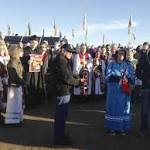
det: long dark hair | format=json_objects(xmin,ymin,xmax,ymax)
[{"xmin": 114, "ymin": 49, "xmax": 127, "ymax": 62}]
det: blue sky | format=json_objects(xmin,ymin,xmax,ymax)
[{"xmin": 0, "ymin": 0, "xmax": 150, "ymax": 46}]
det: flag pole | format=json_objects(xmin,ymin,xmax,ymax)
[
  {"xmin": 83, "ymin": 14, "xmax": 87, "ymax": 45},
  {"xmin": 132, "ymin": 33, "xmax": 136, "ymax": 48},
  {"xmin": 20, "ymin": 36, "xmax": 24, "ymax": 43},
  {"xmin": 72, "ymin": 29, "xmax": 74, "ymax": 46},
  {"xmin": 102, "ymin": 34, "xmax": 105, "ymax": 45},
  {"xmin": 7, "ymin": 24, "xmax": 11, "ymax": 36},
  {"xmin": 85, "ymin": 28, "xmax": 88, "ymax": 45},
  {"xmin": 53, "ymin": 20, "xmax": 57, "ymax": 37},
  {"xmin": 42, "ymin": 28, "xmax": 45, "ymax": 37},
  {"xmin": 28, "ymin": 23, "xmax": 31, "ymax": 36},
  {"xmin": 128, "ymin": 15, "xmax": 132, "ymax": 47},
  {"xmin": 72, "ymin": 36, "xmax": 74, "ymax": 46}
]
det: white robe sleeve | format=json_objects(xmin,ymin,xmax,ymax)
[
  {"xmin": 73, "ymin": 54, "xmax": 80, "ymax": 75},
  {"xmin": 86, "ymin": 54, "xmax": 93, "ymax": 72}
]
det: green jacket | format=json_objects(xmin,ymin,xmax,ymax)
[{"xmin": 53, "ymin": 54, "xmax": 80, "ymax": 96}]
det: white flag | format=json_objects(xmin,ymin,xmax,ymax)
[{"xmin": 83, "ymin": 14, "xmax": 87, "ymax": 31}]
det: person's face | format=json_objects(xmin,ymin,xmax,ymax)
[
  {"xmin": 95, "ymin": 51, "xmax": 100, "ymax": 58},
  {"xmin": 97, "ymin": 47, "xmax": 101, "ymax": 52},
  {"xmin": 101, "ymin": 48, "xmax": 106, "ymax": 55},
  {"xmin": 41, "ymin": 44, "xmax": 47, "ymax": 52},
  {"xmin": 117, "ymin": 51, "xmax": 125, "ymax": 61},
  {"xmin": 106, "ymin": 46, "xmax": 111, "ymax": 50},
  {"xmin": 126, "ymin": 51, "xmax": 130, "ymax": 60},
  {"xmin": 65, "ymin": 51, "xmax": 72, "ymax": 60},
  {"xmin": 30, "ymin": 40, "xmax": 38, "ymax": 49},
  {"xmin": 129, "ymin": 51, "xmax": 134, "ymax": 60},
  {"xmin": 81, "ymin": 45, "xmax": 86, "ymax": 54},
  {"xmin": 111, "ymin": 45, "xmax": 118, "ymax": 54},
  {"xmin": 143, "ymin": 44, "xmax": 149, "ymax": 50}
]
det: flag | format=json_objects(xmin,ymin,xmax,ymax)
[
  {"xmin": 133, "ymin": 33, "xmax": 136, "ymax": 42},
  {"xmin": 102, "ymin": 34, "xmax": 105, "ymax": 45},
  {"xmin": 83, "ymin": 14, "xmax": 87, "ymax": 31},
  {"xmin": 28, "ymin": 23, "xmax": 31, "ymax": 36},
  {"xmin": 7, "ymin": 24, "xmax": 11, "ymax": 36},
  {"xmin": 128, "ymin": 16, "xmax": 132, "ymax": 34},
  {"xmin": 53, "ymin": 21, "xmax": 57, "ymax": 36},
  {"xmin": 42, "ymin": 28, "xmax": 45, "ymax": 37},
  {"xmin": 72, "ymin": 29, "xmax": 75, "ymax": 38}
]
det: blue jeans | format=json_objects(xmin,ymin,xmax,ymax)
[
  {"xmin": 54, "ymin": 95, "xmax": 70, "ymax": 141},
  {"xmin": 140, "ymin": 91, "xmax": 150, "ymax": 132}
]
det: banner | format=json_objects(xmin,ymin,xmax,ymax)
[{"xmin": 29, "ymin": 54, "xmax": 43, "ymax": 72}]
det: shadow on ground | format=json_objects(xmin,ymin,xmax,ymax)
[{"xmin": 0, "ymin": 97, "xmax": 150, "ymax": 150}]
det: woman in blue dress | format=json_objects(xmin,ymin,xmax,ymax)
[{"xmin": 105, "ymin": 49, "xmax": 135, "ymax": 135}]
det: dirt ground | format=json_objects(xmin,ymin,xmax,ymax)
[{"xmin": 0, "ymin": 97, "xmax": 150, "ymax": 150}]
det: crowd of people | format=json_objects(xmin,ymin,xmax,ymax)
[{"xmin": 0, "ymin": 35, "xmax": 149, "ymax": 145}]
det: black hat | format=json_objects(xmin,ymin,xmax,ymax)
[
  {"xmin": 61, "ymin": 44, "xmax": 76, "ymax": 53},
  {"xmin": 30, "ymin": 35, "xmax": 38, "ymax": 41},
  {"xmin": 143, "ymin": 42, "xmax": 149, "ymax": 46}
]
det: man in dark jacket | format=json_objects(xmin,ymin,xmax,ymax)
[
  {"xmin": 53, "ymin": 44, "xmax": 84, "ymax": 145},
  {"xmin": 22, "ymin": 35, "xmax": 45, "ymax": 108},
  {"xmin": 136, "ymin": 42, "xmax": 150, "ymax": 137}
]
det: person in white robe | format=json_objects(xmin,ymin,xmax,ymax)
[{"xmin": 73, "ymin": 44, "xmax": 93, "ymax": 96}]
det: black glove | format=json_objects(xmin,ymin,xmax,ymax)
[
  {"xmin": 73, "ymin": 74, "xmax": 79, "ymax": 79},
  {"xmin": 109, "ymin": 75, "xmax": 120, "ymax": 82}
]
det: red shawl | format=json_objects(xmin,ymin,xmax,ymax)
[{"xmin": 79, "ymin": 52, "xmax": 89, "ymax": 65}]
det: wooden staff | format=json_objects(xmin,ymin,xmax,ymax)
[
  {"xmin": 39, "ymin": 36, "xmax": 43, "ymax": 46},
  {"xmin": 20, "ymin": 36, "xmax": 24, "ymax": 43},
  {"xmin": 18, "ymin": 36, "xmax": 24, "ymax": 48}
]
